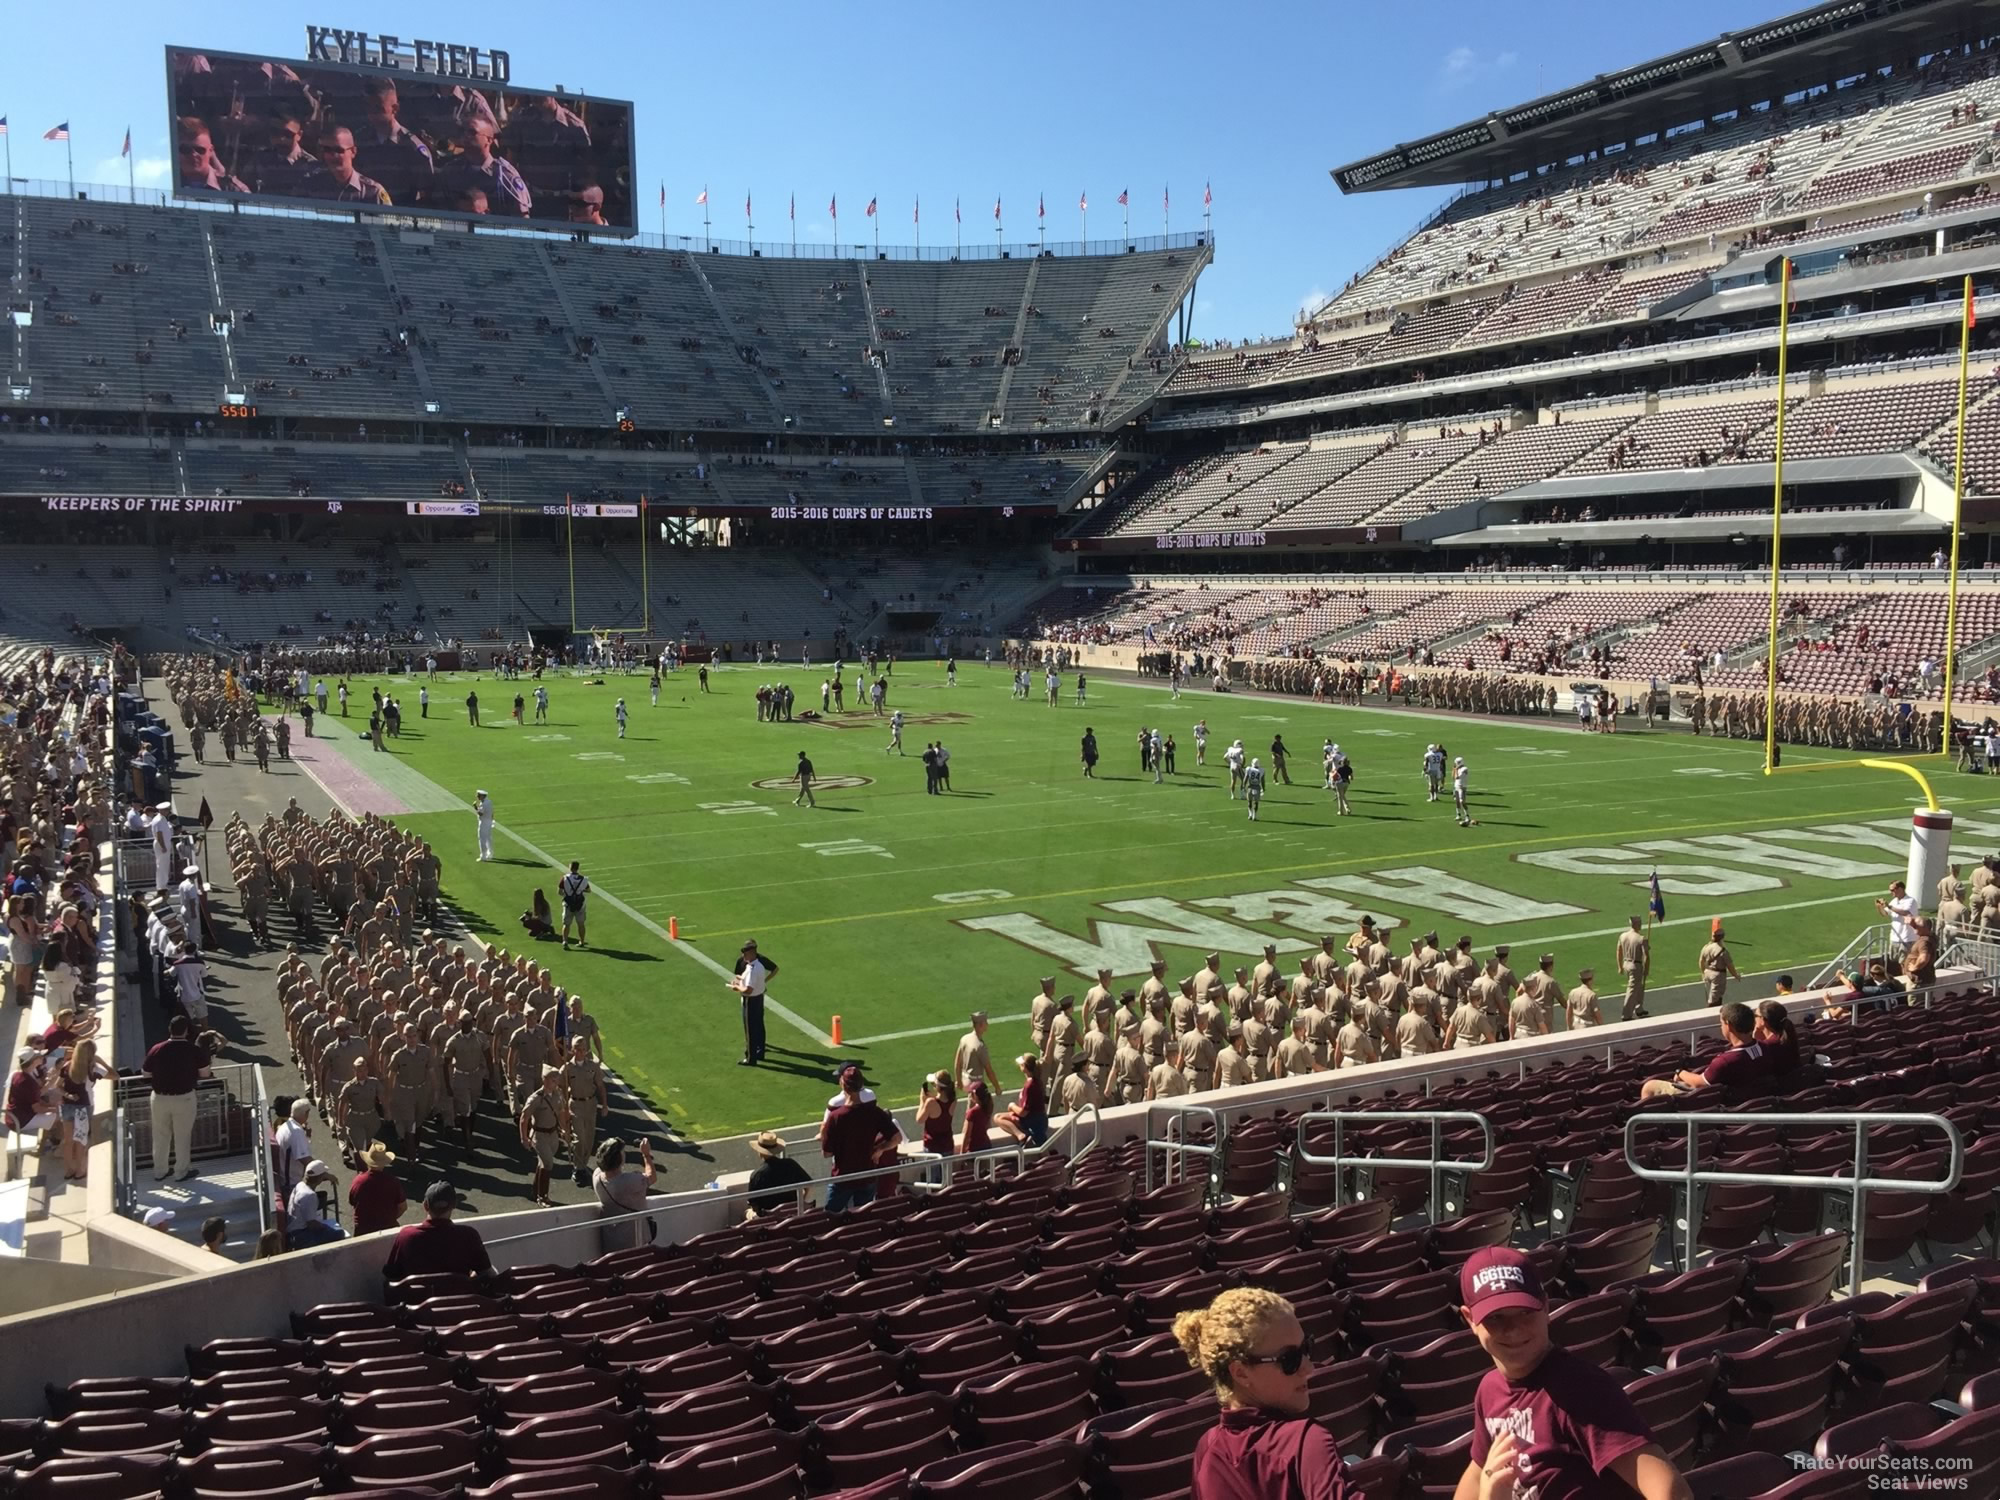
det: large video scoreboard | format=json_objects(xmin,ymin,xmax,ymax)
[{"xmin": 165, "ymin": 41, "xmax": 637, "ymax": 234}]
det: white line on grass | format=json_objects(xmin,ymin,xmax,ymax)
[{"xmin": 488, "ymin": 818, "xmax": 836, "ymax": 1049}]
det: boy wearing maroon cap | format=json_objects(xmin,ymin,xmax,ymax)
[{"xmin": 1456, "ymin": 1248, "xmax": 1691, "ymax": 1500}]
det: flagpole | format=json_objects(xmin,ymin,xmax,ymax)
[
  {"xmin": 1123, "ymin": 199, "xmax": 1129, "ymax": 245},
  {"xmin": 639, "ymin": 496, "xmax": 650, "ymax": 636},
  {"xmin": 1945, "ymin": 273, "xmax": 1974, "ymax": 751},
  {"xmin": 790, "ymin": 195, "xmax": 796, "ymax": 256},
  {"xmin": 565, "ymin": 495, "xmax": 578, "ymax": 638},
  {"xmin": 1164, "ymin": 185, "xmax": 1170, "ymax": 239},
  {"xmin": 914, "ymin": 197, "xmax": 920, "ymax": 255},
  {"xmin": 4, "ymin": 132, "xmax": 12, "ymax": 197},
  {"xmin": 702, "ymin": 188, "xmax": 711, "ymax": 252},
  {"xmin": 126, "ymin": 132, "xmax": 134, "ymax": 200},
  {"xmin": 65, "ymin": 134, "xmax": 74, "ymax": 200},
  {"xmin": 659, "ymin": 184, "xmax": 665, "ymax": 244},
  {"xmin": 1762, "ymin": 256, "xmax": 1792, "ymax": 776},
  {"xmin": 873, "ymin": 200, "xmax": 879, "ymax": 256},
  {"xmin": 1081, "ymin": 199, "xmax": 1087, "ymax": 247}
]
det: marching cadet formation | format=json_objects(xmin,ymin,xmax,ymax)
[
  {"xmin": 222, "ymin": 803, "xmax": 440, "ymax": 950},
  {"xmin": 994, "ymin": 924, "xmax": 1625, "ymax": 1105}
]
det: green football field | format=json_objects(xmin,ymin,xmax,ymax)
[{"xmin": 283, "ymin": 663, "xmax": 1993, "ymax": 1138}]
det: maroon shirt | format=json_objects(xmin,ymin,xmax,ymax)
[
  {"xmin": 819, "ymin": 1096, "xmax": 900, "ymax": 1176},
  {"xmin": 382, "ymin": 1217, "xmax": 493, "ymax": 1279},
  {"xmin": 143, "ymin": 1038, "xmax": 205, "ymax": 1096},
  {"xmin": 1190, "ymin": 1407, "xmax": 1359, "ymax": 1500},
  {"xmin": 7, "ymin": 1069, "xmax": 44, "ymax": 1126},
  {"xmin": 1471, "ymin": 1347, "xmax": 1654, "ymax": 1499},
  {"xmin": 348, "ymin": 1169, "xmax": 408, "ymax": 1236},
  {"xmin": 1702, "ymin": 1042, "xmax": 1769, "ymax": 1093}
]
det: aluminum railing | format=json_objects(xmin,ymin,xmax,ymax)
[
  {"xmin": 1292, "ymin": 1110, "xmax": 1497, "ymax": 1224},
  {"xmin": 1623, "ymin": 1110, "xmax": 1962, "ymax": 1296},
  {"xmin": 1810, "ymin": 922, "xmax": 1899, "ymax": 990},
  {"xmin": 481, "ymin": 1107, "xmax": 1102, "ymax": 1256},
  {"xmin": 1144, "ymin": 1103, "xmax": 1221, "ymax": 1196}
]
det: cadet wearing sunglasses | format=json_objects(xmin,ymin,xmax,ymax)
[{"xmin": 1175, "ymin": 1287, "xmax": 1361, "ymax": 1498}]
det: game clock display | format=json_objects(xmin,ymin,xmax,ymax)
[{"xmin": 216, "ymin": 402, "xmax": 259, "ymax": 419}]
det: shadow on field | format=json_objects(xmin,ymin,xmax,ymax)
[
  {"xmin": 572, "ymin": 947, "xmax": 662, "ymax": 964},
  {"xmin": 757, "ymin": 1045, "xmax": 850, "ymax": 1086}
]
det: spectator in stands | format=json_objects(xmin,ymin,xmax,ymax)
[
  {"xmin": 5, "ymin": 895, "xmax": 38, "ymax": 1009},
  {"xmin": 57, "ymin": 1039, "xmax": 109, "ymax": 1182},
  {"xmin": 285, "ymin": 1159, "xmax": 346, "ymax": 1249},
  {"xmin": 593, "ymin": 1136, "xmax": 657, "ymax": 1245},
  {"xmin": 1639, "ymin": 1002, "xmax": 1769, "ymax": 1100},
  {"xmin": 1175, "ymin": 1287, "xmax": 1359, "ymax": 1498},
  {"xmin": 348, "ymin": 1141, "xmax": 407, "ymax": 1236},
  {"xmin": 1901, "ymin": 914, "xmax": 1938, "ymax": 992},
  {"xmin": 1756, "ymin": 1000, "xmax": 1801, "ymax": 1079},
  {"xmin": 273, "ymin": 1098, "xmax": 314, "ymax": 1194},
  {"xmin": 1456, "ymin": 1248, "xmax": 1688, "ymax": 1500},
  {"xmin": 434, "ymin": 118, "xmax": 531, "ymax": 218},
  {"xmin": 382, "ymin": 1180, "xmax": 492, "ymax": 1280},
  {"xmin": 916, "ymin": 1071, "xmax": 956, "ymax": 1164},
  {"xmin": 994, "ymin": 1053, "xmax": 1050, "ymax": 1146},
  {"xmin": 5, "ymin": 1048, "xmax": 55, "ymax": 1156},
  {"xmin": 818, "ymin": 1065, "xmax": 901, "ymax": 1213},
  {"xmin": 201, "ymin": 1217, "xmax": 228, "ymax": 1257},
  {"xmin": 744, "ymin": 1130, "xmax": 812, "ymax": 1219}
]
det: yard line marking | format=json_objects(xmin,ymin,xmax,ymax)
[
  {"xmin": 487, "ymin": 817, "xmax": 835, "ymax": 1047},
  {"xmin": 845, "ymin": 1011, "xmax": 1034, "ymax": 1047}
]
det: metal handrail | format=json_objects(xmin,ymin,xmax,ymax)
[
  {"xmin": 1623, "ymin": 1110, "xmax": 1963, "ymax": 1296},
  {"xmin": 1145, "ymin": 1103, "xmax": 1221, "ymax": 1195},
  {"xmin": 1810, "ymin": 923, "xmax": 1898, "ymax": 990},
  {"xmin": 1042, "ymin": 1102, "xmax": 1102, "ymax": 1184},
  {"xmin": 1293, "ymin": 1110, "xmax": 1497, "ymax": 1225}
]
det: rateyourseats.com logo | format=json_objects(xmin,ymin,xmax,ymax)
[{"xmin": 1792, "ymin": 1453, "xmax": 1971, "ymax": 1491}]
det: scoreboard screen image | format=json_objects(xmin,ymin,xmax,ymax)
[{"xmin": 165, "ymin": 45, "xmax": 637, "ymax": 235}]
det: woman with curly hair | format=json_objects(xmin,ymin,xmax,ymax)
[{"xmin": 1173, "ymin": 1287, "xmax": 1359, "ymax": 1499}]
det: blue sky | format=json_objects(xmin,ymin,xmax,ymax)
[{"xmin": 9, "ymin": 0, "xmax": 1785, "ymax": 341}]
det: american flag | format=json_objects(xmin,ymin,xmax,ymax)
[
  {"xmin": 694, "ymin": 187, "xmax": 707, "ymax": 206},
  {"xmin": 44, "ymin": 122, "xmax": 69, "ymax": 142},
  {"xmin": 0, "ymin": 118, "xmax": 10, "ymax": 136},
  {"xmin": 121, "ymin": 129, "xmax": 131, "ymax": 158}
]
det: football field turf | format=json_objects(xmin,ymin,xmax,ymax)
[{"xmin": 287, "ymin": 663, "xmax": 1990, "ymax": 1138}]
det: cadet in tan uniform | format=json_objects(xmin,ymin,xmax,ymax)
[
  {"xmin": 444, "ymin": 1013, "xmax": 487, "ymax": 1150},
  {"xmin": 1469, "ymin": 961, "xmax": 1504, "ymax": 1024},
  {"xmin": 1081, "ymin": 1009, "xmax": 1117, "ymax": 1078},
  {"xmin": 1395, "ymin": 999, "xmax": 1441, "ymax": 1056},
  {"xmin": 1274, "ymin": 1015, "xmax": 1321, "ymax": 1077},
  {"xmin": 1288, "ymin": 958, "xmax": 1318, "ymax": 1013},
  {"xmin": 1084, "ymin": 967, "xmax": 1116, "ymax": 1018},
  {"xmin": 1491, "ymin": 946, "xmax": 1518, "ymax": 1008},
  {"xmin": 1445, "ymin": 995, "xmax": 1495, "ymax": 1050},
  {"xmin": 1215, "ymin": 1022, "xmax": 1255, "ymax": 1089},
  {"xmin": 318, "ymin": 1017, "xmax": 366, "ymax": 1111},
  {"xmin": 1567, "ymin": 968, "xmax": 1603, "ymax": 1029},
  {"xmin": 1241, "ymin": 1008, "xmax": 1274, "ymax": 1081},
  {"xmin": 1226, "ymin": 967, "xmax": 1254, "ymax": 1016},
  {"xmin": 1139, "ymin": 960, "xmax": 1171, "ymax": 1011},
  {"xmin": 1056, "ymin": 1052, "xmax": 1104, "ymax": 1115},
  {"xmin": 1295, "ymin": 992, "xmax": 1333, "ymax": 1068},
  {"xmin": 1028, "ymin": 977, "xmax": 1059, "ymax": 1056},
  {"xmin": 1250, "ymin": 944, "xmax": 1281, "ymax": 996},
  {"xmin": 519, "ymin": 1067, "xmax": 566, "ymax": 1207},
  {"xmin": 1042, "ymin": 994, "xmax": 1080, "ymax": 1073},
  {"xmin": 1508, "ymin": 981, "xmax": 1552, "ymax": 1039},
  {"xmin": 1192, "ymin": 951, "xmax": 1222, "ymax": 1003},
  {"xmin": 1147, "ymin": 1036, "xmax": 1190, "ymax": 1100},
  {"xmin": 954, "ymin": 1011, "xmax": 1000, "ymax": 1092},
  {"xmin": 1110, "ymin": 1020, "xmax": 1148, "ymax": 1105},
  {"xmin": 508, "ymin": 1011, "xmax": 556, "ymax": 1114},
  {"xmin": 1697, "ymin": 931, "xmax": 1741, "ymax": 1007},
  {"xmin": 1335, "ymin": 1009, "xmax": 1379, "ymax": 1069},
  {"xmin": 1615, "ymin": 916, "xmax": 1651, "ymax": 1020},
  {"xmin": 1309, "ymin": 937, "xmax": 1341, "ymax": 987},
  {"xmin": 337, "ymin": 1056, "xmax": 384, "ymax": 1166},
  {"xmin": 1171, "ymin": 977, "xmax": 1200, "ymax": 1037},
  {"xmin": 1139, "ymin": 996, "xmax": 1171, "ymax": 1068},
  {"xmin": 387, "ymin": 1022, "xmax": 431, "ymax": 1153},
  {"xmin": 560, "ymin": 1035, "xmax": 607, "ymax": 1186},
  {"xmin": 1180, "ymin": 1026, "xmax": 1218, "ymax": 1092}
]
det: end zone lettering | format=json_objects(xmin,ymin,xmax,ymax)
[
  {"xmin": 1155, "ymin": 529, "xmax": 1267, "ymax": 550},
  {"xmin": 43, "ymin": 496, "xmax": 242, "ymax": 513}
]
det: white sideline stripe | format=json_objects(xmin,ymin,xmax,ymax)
[
  {"xmin": 846, "ymin": 1011, "xmax": 1033, "ymax": 1047},
  {"xmin": 488, "ymin": 818, "xmax": 836, "ymax": 1049}
]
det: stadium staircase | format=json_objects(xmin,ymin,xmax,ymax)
[
  {"xmin": 193, "ymin": 223, "xmax": 242, "ymax": 403},
  {"xmin": 1301, "ymin": 590, "xmax": 1451, "ymax": 652},
  {"xmin": 681, "ymin": 256, "xmax": 790, "ymax": 430},
  {"xmin": 366, "ymin": 226, "xmax": 446, "ymax": 418},
  {"xmin": 1095, "ymin": 248, "xmax": 1211, "ymax": 431},
  {"xmin": 531, "ymin": 242, "xmax": 621, "ymax": 423},
  {"xmin": 856, "ymin": 270, "xmax": 900, "ymax": 416},
  {"xmin": 989, "ymin": 259, "xmax": 1041, "ymax": 425}
]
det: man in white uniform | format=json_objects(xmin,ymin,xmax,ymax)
[
  {"xmin": 1453, "ymin": 757, "xmax": 1474, "ymax": 827},
  {"xmin": 614, "ymin": 698, "xmax": 628, "ymax": 739},
  {"xmin": 887, "ymin": 710, "xmax": 905, "ymax": 755},
  {"xmin": 474, "ymin": 790, "xmax": 495, "ymax": 862},
  {"xmin": 1224, "ymin": 739, "xmax": 1246, "ymax": 798},
  {"xmin": 1193, "ymin": 720, "xmax": 1208, "ymax": 766},
  {"xmin": 1423, "ymin": 744, "xmax": 1445, "ymax": 802},
  {"xmin": 1244, "ymin": 758, "xmax": 1265, "ymax": 821},
  {"xmin": 149, "ymin": 802, "xmax": 176, "ymax": 891}
]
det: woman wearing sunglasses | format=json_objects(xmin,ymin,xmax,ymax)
[{"xmin": 1175, "ymin": 1287, "xmax": 1361, "ymax": 1498}]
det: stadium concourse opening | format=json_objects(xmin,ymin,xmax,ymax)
[{"xmin": 16, "ymin": 3, "xmax": 2000, "ymax": 1496}]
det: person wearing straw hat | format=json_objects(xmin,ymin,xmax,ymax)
[
  {"xmin": 745, "ymin": 1130, "xmax": 812, "ymax": 1218},
  {"xmin": 348, "ymin": 1141, "xmax": 407, "ymax": 1235}
]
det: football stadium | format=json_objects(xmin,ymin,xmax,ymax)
[{"xmin": 14, "ymin": 0, "xmax": 2000, "ymax": 1495}]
